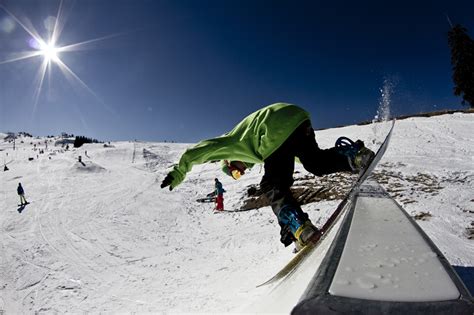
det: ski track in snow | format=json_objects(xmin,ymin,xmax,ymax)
[{"xmin": 0, "ymin": 113, "xmax": 473, "ymax": 313}]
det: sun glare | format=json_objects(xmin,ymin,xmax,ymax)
[{"xmin": 40, "ymin": 41, "xmax": 60, "ymax": 63}]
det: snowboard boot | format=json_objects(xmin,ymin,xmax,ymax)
[
  {"xmin": 354, "ymin": 146, "xmax": 375, "ymax": 171},
  {"xmin": 294, "ymin": 220, "xmax": 319, "ymax": 249},
  {"xmin": 335, "ymin": 137, "xmax": 375, "ymax": 172},
  {"xmin": 280, "ymin": 224, "xmax": 296, "ymax": 247},
  {"xmin": 278, "ymin": 206, "xmax": 319, "ymax": 249}
]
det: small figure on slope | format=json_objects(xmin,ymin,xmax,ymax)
[
  {"xmin": 17, "ymin": 183, "xmax": 28, "ymax": 206},
  {"xmin": 214, "ymin": 178, "xmax": 225, "ymax": 211},
  {"xmin": 161, "ymin": 103, "xmax": 374, "ymax": 250}
]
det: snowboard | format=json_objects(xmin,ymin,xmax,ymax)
[
  {"xmin": 196, "ymin": 191, "xmax": 216, "ymax": 203},
  {"xmin": 196, "ymin": 197, "xmax": 216, "ymax": 203},
  {"xmin": 257, "ymin": 120, "xmax": 396, "ymax": 287}
]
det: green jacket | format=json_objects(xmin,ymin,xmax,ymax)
[{"xmin": 167, "ymin": 103, "xmax": 310, "ymax": 189}]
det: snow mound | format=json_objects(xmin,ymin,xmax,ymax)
[{"xmin": 70, "ymin": 161, "xmax": 107, "ymax": 173}]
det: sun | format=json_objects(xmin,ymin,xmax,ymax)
[
  {"xmin": 39, "ymin": 41, "xmax": 60, "ymax": 63},
  {"xmin": 0, "ymin": 1, "xmax": 121, "ymax": 114}
]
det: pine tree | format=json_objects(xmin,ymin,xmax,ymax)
[
  {"xmin": 448, "ymin": 24, "xmax": 474, "ymax": 107},
  {"xmin": 74, "ymin": 135, "xmax": 100, "ymax": 148}
]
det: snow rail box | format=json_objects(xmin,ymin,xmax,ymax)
[{"xmin": 292, "ymin": 182, "xmax": 474, "ymax": 315}]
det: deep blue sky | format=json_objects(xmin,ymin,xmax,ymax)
[{"xmin": 0, "ymin": 0, "xmax": 473, "ymax": 142}]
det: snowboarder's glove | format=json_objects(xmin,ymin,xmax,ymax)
[{"xmin": 160, "ymin": 174, "xmax": 174, "ymax": 191}]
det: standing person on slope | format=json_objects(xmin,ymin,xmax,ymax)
[
  {"xmin": 161, "ymin": 103, "xmax": 374, "ymax": 250},
  {"xmin": 17, "ymin": 183, "xmax": 28, "ymax": 206},
  {"xmin": 214, "ymin": 178, "xmax": 225, "ymax": 211}
]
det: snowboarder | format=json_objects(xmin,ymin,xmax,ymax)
[
  {"xmin": 17, "ymin": 183, "xmax": 28, "ymax": 206},
  {"xmin": 160, "ymin": 103, "xmax": 374, "ymax": 249},
  {"xmin": 214, "ymin": 178, "xmax": 225, "ymax": 211}
]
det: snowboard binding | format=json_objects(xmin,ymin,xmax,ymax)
[
  {"xmin": 335, "ymin": 136, "xmax": 375, "ymax": 172},
  {"xmin": 278, "ymin": 206, "xmax": 319, "ymax": 248}
]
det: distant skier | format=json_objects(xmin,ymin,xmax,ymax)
[
  {"xmin": 78, "ymin": 155, "xmax": 86, "ymax": 166},
  {"xmin": 214, "ymin": 178, "xmax": 225, "ymax": 211},
  {"xmin": 161, "ymin": 103, "xmax": 374, "ymax": 250},
  {"xmin": 17, "ymin": 183, "xmax": 28, "ymax": 206}
]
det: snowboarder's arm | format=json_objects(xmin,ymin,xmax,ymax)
[{"xmin": 162, "ymin": 135, "xmax": 256, "ymax": 190}]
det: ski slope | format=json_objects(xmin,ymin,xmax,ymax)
[{"xmin": 0, "ymin": 113, "xmax": 473, "ymax": 313}]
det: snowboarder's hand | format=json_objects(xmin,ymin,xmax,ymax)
[{"xmin": 161, "ymin": 174, "xmax": 174, "ymax": 191}]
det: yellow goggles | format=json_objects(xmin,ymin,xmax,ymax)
[{"xmin": 231, "ymin": 169, "xmax": 242, "ymax": 180}]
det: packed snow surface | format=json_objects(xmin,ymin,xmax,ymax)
[
  {"xmin": 329, "ymin": 196, "xmax": 459, "ymax": 301},
  {"xmin": 0, "ymin": 113, "xmax": 473, "ymax": 313}
]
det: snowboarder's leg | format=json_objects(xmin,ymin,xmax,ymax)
[
  {"xmin": 263, "ymin": 185, "xmax": 318, "ymax": 247},
  {"xmin": 261, "ymin": 150, "xmax": 317, "ymax": 247},
  {"xmin": 293, "ymin": 120, "xmax": 374, "ymax": 175},
  {"xmin": 292, "ymin": 121, "xmax": 353, "ymax": 175},
  {"xmin": 19, "ymin": 194, "xmax": 27, "ymax": 205},
  {"xmin": 260, "ymin": 121, "xmax": 320, "ymax": 247}
]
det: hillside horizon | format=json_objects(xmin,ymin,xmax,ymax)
[{"xmin": 2, "ymin": 108, "xmax": 474, "ymax": 143}]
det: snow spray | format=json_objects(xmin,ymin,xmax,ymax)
[
  {"xmin": 372, "ymin": 77, "xmax": 396, "ymax": 144},
  {"xmin": 374, "ymin": 77, "xmax": 395, "ymax": 123}
]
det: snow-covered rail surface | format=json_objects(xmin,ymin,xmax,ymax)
[{"xmin": 293, "ymin": 182, "xmax": 474, "ymax": 314}]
